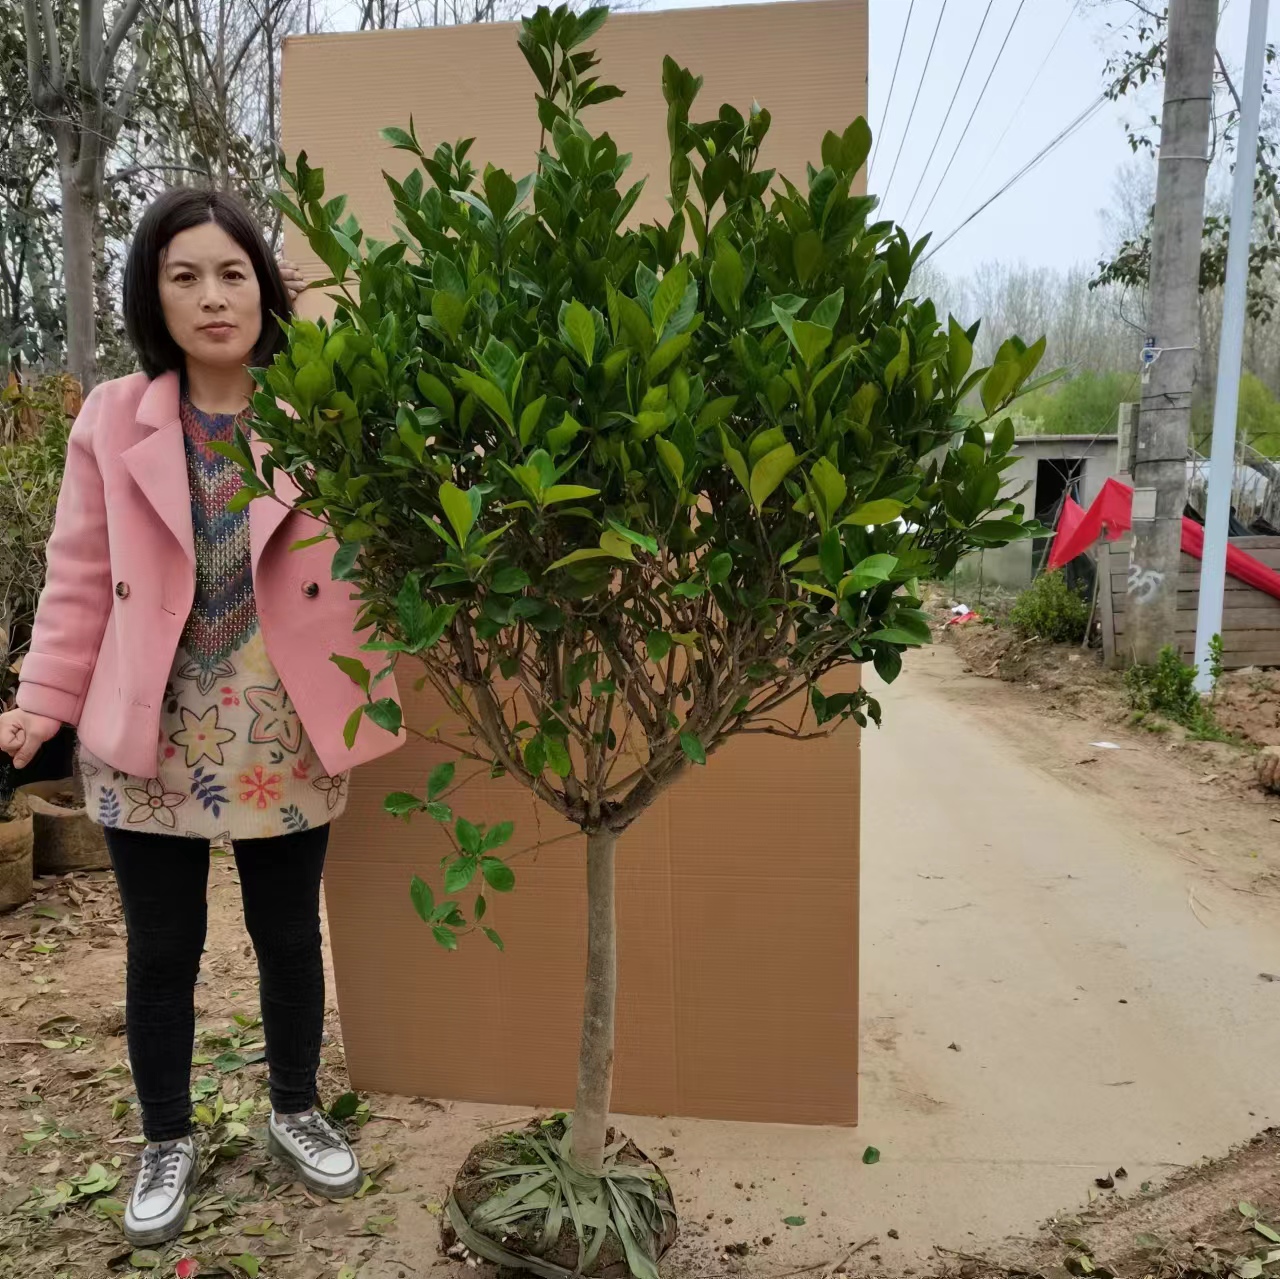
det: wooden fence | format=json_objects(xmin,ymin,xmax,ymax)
[{"xmin": 1099, "ymin": 536, "xmax": 1280, "ymax": 670}]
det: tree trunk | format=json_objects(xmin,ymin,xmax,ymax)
[
  {"xmin": 59, "ymin": 162, "xmax": 97, "ymax": 392},
  {"xmin": 571, "ymin": 828, "xmax": 617, "ymax": 1175}
]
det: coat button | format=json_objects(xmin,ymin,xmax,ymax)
[
  {"xmin": 115, "ymin": 582, "xmax": 130, "ymax": 599},
  {"xmin": 302, "ymin": 581, "xmax": 320, "ymax": 598}
]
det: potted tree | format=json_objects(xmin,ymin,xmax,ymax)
[{"xmin": 235, "ymin": 6, "xmax": 1048, "ymax": 1273}]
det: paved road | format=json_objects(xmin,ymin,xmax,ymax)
[{"xmin": 628, "ymin": 645, "xmax": 1280, "ymax": 1268}]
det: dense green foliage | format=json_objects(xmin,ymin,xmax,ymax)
[
  {"xmin": 233, "ymin": 4, "xmax": 1048, "ymax": 933},
  {"xmin": 1124, "ymin": 644, "xmax": 1222, "ymax": 738},
  {"xmin": 0, "ymin": 376, "xmax": 73, "ymax": 708},
  {"xmin": 1016, "ymin": 369, "xmax": 1138, "ymax": 437},
  {"xmin": 1007, "ymin": 570, "xmax": 1092, "ymax": 644}
]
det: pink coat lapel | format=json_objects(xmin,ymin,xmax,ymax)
[
  {"xmin": 120, "ymin": 372, "xmax": 194, "ymax": 564},
  {"xmin": 119, "ymin": 369, "xmax": 300, "ymax": 574}
]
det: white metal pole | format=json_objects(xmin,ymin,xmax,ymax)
[{"xmin": 1193, "ymin": 0, "xmax": 1270, "ymax": 692}]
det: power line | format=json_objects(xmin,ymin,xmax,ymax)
[
  {"xmin": 922, "ymin": 93, "xmax": 1108, "ymax": 263},
  {"xmin": 882, "ymin": 0, "xmax": 950, "ymax": 207},
  {"xmin": 955, "ymin": 0, "xmax": 1081, "ymax": 213},
  {"xmin": 916, "ymin": 0, "xmax": 1032, "ymax": 234},
  {"xmin": 871, "ymin": 0, "xmax": 916, "ymax": 172},
  {"xmin": 902, "ymin": 0, "xmax": 997, "ymax": 225}
]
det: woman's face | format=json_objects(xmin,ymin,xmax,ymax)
[{"xmin": 158, "ymin": 220, "xmax": 262, "ymax": 370}]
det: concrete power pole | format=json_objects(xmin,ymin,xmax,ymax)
[{"xmin": 1126, "ymin": 0, "xmax": 1218, "ymax": 667}]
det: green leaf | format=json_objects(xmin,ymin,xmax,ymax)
[
  {"xmin": 842, "ymin": 499, "xmax": 905, "ymax": 527},
  {"xmin": 483, "ymin": 927, "xmax": 505, "ymax": 951},
  {"xmin": 384, "ymin": 792, "xmax": 422, "ymax": 817},
  {"xmin": 330, "ymin": 654, "xmax": 371, "ymax": 694},
  {"xmin": 455, "ymin": 370, "xmax": 513, "ymax": 429},
  {"xmin": 519, "ymin": 395, "xmax": 547, "ymax": 446},
  {"xmin": 648, "ymin": 631, "xmax": 673, "ymax": 663},
  {"xmin": 439, "ymin": 482, "xmax": 479, "ymax": 546},
  {"xmin": 409, "ymin": 875, "xmax": 435, "ymax": 926},
  {"xmin": 329, "ymin": 1091, "xmax": 360, "ymax": 1121},
  {"xmin": 343, "ymin": 706, "xmax": 364, "ymax": 750},
  {"xmin": 707, "ymin": 552, "xmax": 733, "ymax": 585},
  {"xmin": 562, "ymin": 299, "xmax": 598, "ymax": 365},
  {"xmin": 445, "ymin": 857, "xmax": 477, "ymax": 893},
  {"xmin": 862, "ymin": 1146, "xmax": 881, "ymax": 1165},
  {"xmin": 651, "ymin": 260, "xmax": 690, "ymax": 341},
  {"xmin": 545, "ymin": 736, "xmax": 572, "ymax": 778},
  {"xmin": 227, "ymin": 1255, "xmax": 261, "ymax": 1278},
  {"xmin": 482, "ymin": 857, "xmax": 516, "ymax": 892},
  {"xmin": 487, "ymin": 567, "xmax": 526, "ymax": 596},
  {"xmin": 366, "ymin": 699, "xmax": 402, "ymax": 735},
  {"xmin": 607, "ymin": 521, "xmax": 659, "ymax": 555},
  {"xmin": 428, "ymin": 762, "xmax": 455, "ymax": 799},
  {"xmin": 656, "ymin": 435, "xmax": 685, "ymax": 487},
  {"xmin": 783, "ymin": 1215, "xmax": 807, "ymax": 1228},
  {"xmin": 332, "ymin": 540, "xmax": 362, "ymax": 581},
  {"xmin": 679, "ymin": 732, "xmax": 706, "ymax": 765},
  {"xmin": 819, "ymin": 529, "xmax": 844, "ymax": 585},
  {"xmin": 456, "ymin": 818, "xmax": 483, "ymax": 856},
  {"xmin": 432, "ymin": 925, "xmax": 459, "ymax": 951},
  {"xmin": 793, "ymin": 230, "xmax": 823, "ymax": 284},
  {"xmin": 541, "ymin": 484, "xmax": 600, "ymax": 506},
  {"xmin": 482, "ymin": 822, "xmax": 514, "ymax": 851},
  {"xmin": 417, "ymin": 370, "xmax": 455, "ymax": 418},
  {"xmin": 749, "ymin": 442, "xmax": 799, "ymax": 509},
  {"xmin": 709, "ymin": 239, "xmax": 744, "ymax": 316}
]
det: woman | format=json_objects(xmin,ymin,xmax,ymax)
[{"xmin": 0, "ymin": 189, "xmax": 403, "ymax": 1247}]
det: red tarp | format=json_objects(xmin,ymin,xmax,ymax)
[{"xmin": 1047, "ymin": 478, "xmax": 1280, "ymax": 603}]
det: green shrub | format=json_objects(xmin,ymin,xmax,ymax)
[
  {"xmin": 0, "ymin": 377, "xmax": 72, "ymax": 708},
  {"xmin": 1123, "ymin": 645, "xmax": 1232, "ymax": 741},
  {"xmin": 1007, "ymin": 570, "xmax": 1091, "ymax": 643}
]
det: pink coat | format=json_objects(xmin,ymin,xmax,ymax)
[{"xmin": 17, "ymin": 370, "xmax": 404, "ymax": 779}]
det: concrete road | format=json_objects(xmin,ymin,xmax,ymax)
[{"xmin": 621, "ymin": 645, "xmax": 1280, "ymax": 1269}]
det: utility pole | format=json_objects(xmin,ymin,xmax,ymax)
[
  {"xmin": 1127, "ymin": 0, "xmax": 1217, "ymax": 667},
  {"xmin": 1193, "ymin": 0, "xmax": 1270, "ymax": 692}
]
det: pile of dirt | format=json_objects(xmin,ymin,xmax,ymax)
[
  {"xmin": 1213, "ymin": 669, "xmax": 1280, "ymax": 750},
  {"xmin": 965, "ymin": 1128, "xmax": 1280, "ymax": 1279},
  {"xmin": 942, "ymin": 619, "xmax": 1123, "ymax": 722}
]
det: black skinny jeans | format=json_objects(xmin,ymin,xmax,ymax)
[{"xmin": 106, "ymin": 825, "xmax": 330, "ymax": 1142}]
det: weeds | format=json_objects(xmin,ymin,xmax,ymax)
[
  {"xmin": 1124, "ymin": 646, "xmax": 1239, "ymax": 743},
  {"xmin": 1008, "ymin": 571, "xmax": 1093, "ymax": 645}
]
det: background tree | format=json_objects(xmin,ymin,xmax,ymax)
[
  {"xmin": 238, "ymin": 6, "xmax": 1049, "ymax": 1272},
  {"xmin": 20, "ymin": 0, "xmax": 154, "ymax": 389}
]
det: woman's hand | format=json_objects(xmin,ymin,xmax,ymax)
[
  {"xmin": 278, "ymin": 258, "xmax": 307, "ymax": 308},
  {"xmin": 0, "ymin": 710, "xmax": 62, "ymax": 771}
]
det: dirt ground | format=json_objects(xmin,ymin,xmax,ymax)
[{"xmin": 3, "ymin": 626, "xmax": 1280, "ymax": 1279}]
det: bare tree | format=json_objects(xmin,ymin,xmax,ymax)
[{"xmin": 21, "ymin": 0, "xmax": 153, "ymax": 389}]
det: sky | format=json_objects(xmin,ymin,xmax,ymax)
[{"xmin": 647, "ymin": 0, "xmax": 1277, "ymax": 278}]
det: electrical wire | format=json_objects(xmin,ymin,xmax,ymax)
[
  {"xmin": 871, "ymin": 0, "xmax": 916, "ymax": 172},
  {"xmin": 953, "ymin": 0, "xmax": 1080, "ymax": 215},
  {"xmin": 916, "ymin": 0, "xmax": 1032, "ymax": 233},
  {"xmin": 902, "ymin": 0, "xmax": 997, "ymax": 225},
  {"xmin": 922, "ymin": 92, "xmax": 1109, "ymax": 263},
  {"xmin": 882, "ymin": 0, "xmax": 950, "ymax": 208}
]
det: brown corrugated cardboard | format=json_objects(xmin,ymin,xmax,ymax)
[
  {"xmin": 281, "ymin": 0, "xmax": 866, "ymax": 1126},
  {"xmin": 324, "ymin": 677, "xmax": 860, "ymax": 1125},
  {"xmin": 281, "ymin": 0, "xmax": 868, "ymax": 266}
]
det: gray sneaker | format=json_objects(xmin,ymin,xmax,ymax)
[
  {"xmin": 267, "ymin": 1109, "xmax": 362, "ymax": 1198},
  {"xmin": 124, "ymin": 1136, "xmax": 198, "ymax": 1246}
]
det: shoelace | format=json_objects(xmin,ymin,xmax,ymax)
[
  {"xmin": 138, "ymin": 1142, "xmax": 188, "ymax": 1199},
  {"xmin": 278, "ymin": 1113, "xmax": 349, "ymax": 1159}
]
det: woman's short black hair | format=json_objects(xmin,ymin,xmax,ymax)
[{"xmin": 124, "ymin": 187, "xmax": 291, "ymax": 378}]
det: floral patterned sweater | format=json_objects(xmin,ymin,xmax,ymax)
[{"xmin": 78, "ymin": 397, "xmax": 349, "ymax": 842}]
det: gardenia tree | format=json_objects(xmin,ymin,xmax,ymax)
[{"xmin": 235, "ymin": 6, "xmax": 1048, "ymax": 1273}]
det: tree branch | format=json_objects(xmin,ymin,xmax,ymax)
[{"xmin": 100, "ymin": 0, "xmax": 147, "ymax": 89}]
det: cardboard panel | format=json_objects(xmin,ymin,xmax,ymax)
[
  {"xmin": 323, "ymin": 677, "xmax": 860, "ymax": 1125},
  {"xmin": 282, "ymin": 0, "xmax": 866, "ymax": 1125},
  {"xmin": 280, "ymin": 0, "xmax": 869, "ymax": 276}
]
